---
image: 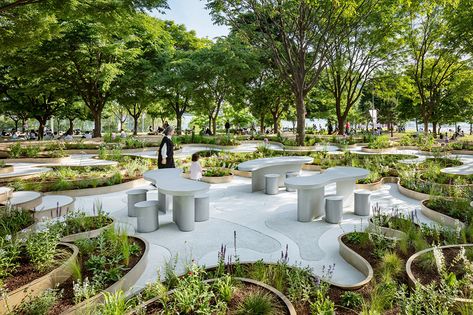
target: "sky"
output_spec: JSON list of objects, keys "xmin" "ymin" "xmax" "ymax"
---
[{"xmin": 151, "ymin": 0, "xmax": 230, "ymax": 40}]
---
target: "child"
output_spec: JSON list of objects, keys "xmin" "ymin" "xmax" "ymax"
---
[{"xmin": 190, "ymin": 153, "xmax": 203, "ymax": 180}]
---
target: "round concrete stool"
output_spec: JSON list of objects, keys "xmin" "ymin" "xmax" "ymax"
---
[
  {"xmin": 195, "ymin": 194, "xmax": 210, "ymax": 222},
  {"xmin": 325, "ymin": 195, "xmax": 343, "ymax": 224},
  {"xmin": 286, "ymin": 171, "xmax": 299, "ymax": 192},
  {"xmin": 354, "ymin": 190, "xmax": 371, "ymax": 216},
  {"xmin": 265, "ymin": 174, "xmax": 280, "ymax": 195},
  {"xmin": 126, "ymin": 189, "xmax": 148, "ymax": 217},
  {"xmin": 135, "ymin": 200, "xmax": 159, "ymax": 233}
]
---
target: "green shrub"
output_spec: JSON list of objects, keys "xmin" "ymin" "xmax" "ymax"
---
[
  {"xmin": 13, "ymin": 289, "xmax": 60, "ymax": 315},
  {"xmin": 25, "ymin": 229, "xmax": 61, "ymax": 272},
  {"xmin": 236, "ymin": 290, "xmax": 276, "ymax": 315},
  {"xmin": 340, "ymin": 291, "xmax": 363, "ymax": 309},
  {"xmin": 367, "ymin": 135, "xmax": 391, "ymax": 149}
]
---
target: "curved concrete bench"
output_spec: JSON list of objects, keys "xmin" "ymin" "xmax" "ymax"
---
[
  {"xmin": 144, "ymin": 168, "xmax": 210, "ymax": 232},
  {"xmin": 237, "ymin": 156, "xmax": 313, "ymax": 192},
  {"xmin": 285, "ymin": 167, "xmax": 369, "ymax": 222}
]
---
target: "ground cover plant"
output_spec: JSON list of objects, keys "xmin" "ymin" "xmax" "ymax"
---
[
  {"xmin": 0, "ymin": 205, "xmax": 34, "ymax": 238},
  {"xmin": 7, "ymin": 154, "xmax": 154, "ymax": 192},
  {"xmin": 0, "ymin": 228, "xmax": 71, "ymax": 306},
  {"xmin": 341, "ymin": 205, "xmax": 473, "ymax": 314},
  {"xmin": 425, "ymin": 197, "xmax": 473, "ymax": 224},
  {"xmin": 6, "ymin": 142, "xmax": 69, "ymax": 159},
  {"xmin": 23, "ymin": 227, "xmax": 145, "ymax": 315}
]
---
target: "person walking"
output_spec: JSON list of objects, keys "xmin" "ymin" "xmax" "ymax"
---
[{"xmin": 158, "ymin": 126, "xmax": 175, "ymax": 169}]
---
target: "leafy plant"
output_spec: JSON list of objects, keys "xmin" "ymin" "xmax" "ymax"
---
[
  {"xmin": 236, "ymin": 290, "xmax": 277, "ymax": 315},
  {"xmin": 25, "ymin": 229, "xmax": 61, "ymax": 272},
  {"xmin": 340, "ymin": 291, "xmax": 363, "ymax": 309},
  {"xmin": 13, "ymin": 289, "xmax": 61, "ymax": 315}
]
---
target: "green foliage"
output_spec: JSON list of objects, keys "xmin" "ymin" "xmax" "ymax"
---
[
  {"xmin": 236, "ymin": 290, "xmax": 277, "ymax": 315},
  {"xmin": 367, "ymin": 135, "xmax": 392, "ymax": 149},
  {"xmin": 0, "ymin": 205, "xmax": 35, "ymax": 238},
  {"xmin": 13, "ymin": 289, "xmax": 61, "ymax": 315},
  {"xmin": 340, "ymin": 291, "xmax": 363, "ymax": 309},
  {"xmin": 25, "ymin": 229, "xmax": 61, "ymax": 272}
]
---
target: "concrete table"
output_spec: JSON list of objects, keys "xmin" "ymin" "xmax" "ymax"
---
[
  {"xmin": 285, "ymin": 167, "xmax": 369, "ymax": 222},
  {"xmin": 237, "ymin": 156, "xmax": 313, "ymax": 192},
  {"xmin": 144, "ymin": 168, "xmax": 210, "ymax": 232}
]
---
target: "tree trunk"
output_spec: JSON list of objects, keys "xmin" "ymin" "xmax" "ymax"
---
[
  {"xmin": 13, "ymin": 119, "xmax": 18, "ymax": 131},
  {"xmin": 415, "ymin": 118, "xmax": 418, "ymax": 132},
  {"xmin": 67, "ymin": 119, "xmax": 74, "ymax": 135},
  {"xmin": 432, "ymin": 122, "xmax": 437, "ymax": 137},
  {"xmin": 93, "ymin": 111, "xmax": 102, "ymax": 138},
  {"xmin": 272, "ymin": 112, "xmax": 279, "ymax": 134},
  {"xmin": 21, "ymin": 118, "xmax": 26, "ymax": 132},
  {"xmin": 260, "ymin": 114, "xmax": 265, "ymax": 134},
  {"xmin": 337, "ymin": 115, "xmax": 345, "ymax": 136},
  {"xmin": 423, "ymin": 118, "xmax": 429, "ymax": 135},
  {"xmin": 133, "ymin": 116, "xmax": 139, "ymax": 136},
  {"xmin": 212, "ymin": 117, "xmax": 217, "ymax": 136},
  {"xmin": 37, "ymin": 122, "xmax": 45, "ymax": 141},
  {"xmin": 295, "ymin": 91, "xmax": 306, "ymax": 145},
  {"xmin": 176, "ymin": 113, "xmax": 183, "ymax": 135}
]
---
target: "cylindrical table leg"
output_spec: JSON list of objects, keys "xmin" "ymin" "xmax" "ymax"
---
[
  {"xmin": 297, "ymin": 187, "xmax": 324, "ymax": 222},
  {"xmin": 336, "ymin": 179, "xmax": 356, "ymax": 205},
  {"xmin": 173, "ymin": 195, "xmax": 195, "ymax": 232},
  {"xmin": 158, "ymin": 190, "xmax": 170, "ymax": 213}
]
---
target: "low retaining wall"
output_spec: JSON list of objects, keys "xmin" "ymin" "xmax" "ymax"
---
[
  {"xmin": 44, "ymin": 178, "xmax": 149, "ymax": 197},
  {"xmin": 336, "ymin": 233, "xmax": 373, "ymax": 290},
  {"xmin": 61, "ymin": 236, "xmax": 149, "ymax": 315},
  {"xmin": 406, "ymin": 244, "xmax": 473, "ymax": 304},
  {"xmin": 420, "ymin": 200, "xmax": 465, "ymax": 229},
  {"xmin": 0, "ymin": 243, "xmax": 79, "ymax": 313}
]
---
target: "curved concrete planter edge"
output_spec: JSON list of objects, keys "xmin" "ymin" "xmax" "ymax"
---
[
  {"xmin": 420, "ymin": 200, "xmax": 465, "ymax": 229},
  {"xmin": 127, "ymin": 277, "xmax": 296, "ymax": 315},
  {"xmin": 60, "ymin": 236, "xmax": 149, "ymax": 315},
  {"xmin": 406, "ymin": 244, "xmax": 473, "ymax": 304},
  {"xmin": 337, "ymin": 233, "xmax": 373, "ymax": 290},
  {"xmin": 0, "ymin": 242, "xmax": 79, "ymax": 313},
  {"xmin": 59, "ymin": 218, "xmax": 116, "ymax": 243}
]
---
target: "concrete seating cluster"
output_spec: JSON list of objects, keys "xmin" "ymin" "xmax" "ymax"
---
[
  {"xmin": 140, "ymin": 168, "xmax": 210, "ymax": 232},
  {"xmin": 237, "ymin": 156, "xmax": 313, "ymax": 192},
  {"xmin": 284, "ymin": 167, "xmax": 370, "ymax": 222}
]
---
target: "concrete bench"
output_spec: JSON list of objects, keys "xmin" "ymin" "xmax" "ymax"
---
[
  {"xmin": 285, "ymin": 167, "xmax": 369, "ymax": 222},
  {"xmin": 144, "ymin": 168, "xmax": 210, "ymax": 232},
  {"xmin": 237, "ymin": 156, "xmax": 313, "ymax": 192}
]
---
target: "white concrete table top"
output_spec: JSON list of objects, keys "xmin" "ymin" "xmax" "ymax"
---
[
  {"xmin": 144, "ymin": 168, "xmax": 209, "ymax": 196},
  {"xmin": 238, "ymin": 156, "xmax": 313, "ymax": 172},
  {"xmin": 285, "ymin": 167, "xmax": 370, "ymax": 190},
  {"xmin": 238, "ymin": 156, "xmax": 313, "ymax": 192},
  {"xmin": 285, "ymin": 167, "xmax": 369, "ymax": 222},
  {"xmin": 143, "ymin": 168, "xmax": 210, "ymax": 232}
]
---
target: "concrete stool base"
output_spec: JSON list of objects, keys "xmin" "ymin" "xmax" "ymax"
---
[
  {"xmin": 135, "ymin": 200, "xmax": 159, "ymax": 233},
  {"xmin": 265, "ymin": 174, "xmax": 280, "ymax": 195},
  {"xmin": 325, "ymin": 195, "xmax": 343, "ymax": 224},
  {"xmin": 354, "ymin": 190, "xmax": 371, "ymax": 216},
  {"xmin": 195, "ymin": 194, "xmax": 210, "ymax": 222},
  {"xmin": 126, "ymin": 189, "xmax": 148, "ymax": 217}
]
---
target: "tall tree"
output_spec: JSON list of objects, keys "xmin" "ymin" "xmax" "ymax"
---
[
  {"xmin": 207, "ymin": 0, "xmax": 353, "ymax": 145},
  {"xmin": 192, "ymin": 37, "xmax": 259, "ymax": 135},
  {"xmin": 323, "ymin": 0, "xmax": 403, "ymax": 135},
  {"xmin": 405, "ymin": 1, "xmax": 466, "ymax": 135},
  {"xmin": 154, "ymin": 21, "xmax": 206, "ymax": 134}
]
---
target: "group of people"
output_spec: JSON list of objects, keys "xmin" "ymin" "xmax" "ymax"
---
[{"xmin": 157, "ymin": 125, "xmax": 203, "ymax": 181}]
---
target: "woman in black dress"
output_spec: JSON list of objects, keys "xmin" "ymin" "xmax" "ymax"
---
[{"xmin": 158, "ymin": 126, "xmax": 175, "ymax": 169}]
